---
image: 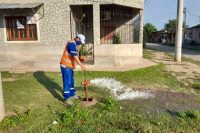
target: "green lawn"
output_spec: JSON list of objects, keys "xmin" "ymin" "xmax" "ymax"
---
[{"xmin": 1, "ymin": 64, "xmax": 200, "ymax": 133}]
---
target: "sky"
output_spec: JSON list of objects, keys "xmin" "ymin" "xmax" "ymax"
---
[{"xmin": 144, "ymin": 0, "xmax": 200, "ymax": 30}]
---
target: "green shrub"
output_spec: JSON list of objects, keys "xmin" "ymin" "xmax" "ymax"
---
[
  {"xmin": 192, "ymin": 83, "xmax": 200, "ymax": 90},
  {"xmin": 113, "ymin": 34, "xmax": 121, "ymax": 44},
  {"xmin": 60, "ymin": 104, "xmax": 90, "ymax": 126},
  {"xmin": 98, "ymin": 97, "xmax": 118, "ymax": 111},
  {"xmin": 0, "ymin": 109, "xmax": 32, "ymax": 130},
  {"xmin": 79, "ymin": 45, "xmax": 88, "ymax": 56},
  {"xmin": 177, "ymin": 110, "xmax": 200, "ymax": 120}
]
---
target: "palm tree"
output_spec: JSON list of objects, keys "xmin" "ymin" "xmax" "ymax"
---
[{"xmin": 0, "ymin": 72, "xmax": 5, "ymax": 121}]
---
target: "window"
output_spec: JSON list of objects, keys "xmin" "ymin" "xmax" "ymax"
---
[
  {"xmin": 5, "ymin": 16, "xmax": 37, "ymax": 41},
  {"xmin": 100, "ymin": 5, "xmax": 138, "ymax": 44}
]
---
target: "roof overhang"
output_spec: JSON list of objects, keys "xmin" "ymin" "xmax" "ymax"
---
[
  {"xmin": 0, "ymin": 3, "xmax": 44, "ymax": 21},
  {"xmin": 0, "ymin": 3, "xmax": 43, "ymax": 10}
]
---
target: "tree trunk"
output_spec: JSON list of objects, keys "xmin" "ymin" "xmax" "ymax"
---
[{"xmin": 0, "ymin": 72, "xmax": 5, "ymax": 121}]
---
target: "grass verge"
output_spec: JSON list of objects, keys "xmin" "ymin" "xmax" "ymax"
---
[{"xmin": 0, "ymin": 64, "xmax": 199, "ymax": 132}]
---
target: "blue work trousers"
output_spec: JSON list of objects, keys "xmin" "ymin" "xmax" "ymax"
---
[{"xmin": 60, "ymin": 66, "xmax": 75, "ymax": 100}]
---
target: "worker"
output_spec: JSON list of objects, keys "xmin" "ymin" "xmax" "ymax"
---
[{"xmin": 60, "ymin": 34, "xmax": 86, "ymax": 105}]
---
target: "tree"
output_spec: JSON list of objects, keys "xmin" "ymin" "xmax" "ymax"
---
[
  {"xmin": 164, "ymin": 19, "xmax": 188, "ymax": 31},
  {"xmin": 195, "ymin": 24, "xmax": 200, "ymax": 28},
  {"xmin": 143, "ymin": 23, "xmax": 157, "ymax": 42},
  {"xmin": 164, "ymin": 19, "xmax": 177, "ymax": 31}
]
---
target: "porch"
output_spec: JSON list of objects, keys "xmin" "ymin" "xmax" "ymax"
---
[{"xmin": 70, "ymin": 4, "xmax": 143, "ymax": 67}]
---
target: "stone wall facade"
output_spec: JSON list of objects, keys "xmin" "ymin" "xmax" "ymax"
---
[{"xmin": 0, "ymin": 0, "xmax": 144, "ymax": 71}]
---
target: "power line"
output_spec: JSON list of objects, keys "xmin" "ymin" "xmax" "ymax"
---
[
  {"xmin": 185, "ymin": 8, "xmax": 200, "ymax": 24},
  {"xmin": 186, "ymin": 8, "xmax": 199, "ymax": 17}
]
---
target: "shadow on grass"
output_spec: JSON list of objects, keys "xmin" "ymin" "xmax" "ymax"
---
[
  {"xmin": 166, "ymin": 109, "xmax": 179, "ymax": 117},
  {"xmin": 33, "ymin": 71, "xmax": 63, "ymax": 101}
]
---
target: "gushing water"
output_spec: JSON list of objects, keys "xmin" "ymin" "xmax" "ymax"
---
[{"xmin": 90, "ymin": 78, "xmax": 153, "ymax": 100}]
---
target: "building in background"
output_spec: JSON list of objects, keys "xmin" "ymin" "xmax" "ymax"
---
[
  {"xmin": 185, "ymin": 25, "xmax": 200, "ymax": 45},
  {"xmin": 149, "ymin": 30, "xmax": 176, "ymax": 44},
  {"xmin": 0, "ymin": 0, "xmax": 144, "ymax": 71}
]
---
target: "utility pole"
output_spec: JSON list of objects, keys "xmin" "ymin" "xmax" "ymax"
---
[
  {"xmin": 175, "ymin": 0, "xmax": 184, "ymax": 62},
  {"xmin": 183, "ymin": 7, "xmax": 186, "ymax": 40},
  {"xmin": 0, "ymin": 72, "xmax": 5, "ymax": 121},
  {"xmin": 184, "ymin": 7, "xmax": 186, "ymax": 27}
]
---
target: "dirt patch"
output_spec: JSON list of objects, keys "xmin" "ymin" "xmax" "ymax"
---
[
  {"xmin": 80, "ymin": 98, "xmax": 98, "ymax": 107},
  {"xmin": 6, "ymin": 112, "xmax": 17, "ymax": 117},
  {"xmin": 9, "ymin": 125, "xmax": 25, "ymax": 133},
  {"xmin": 149, "ymin": 51, "xmax": 200, "ymax": 86},
  {"xmin": 132, "ymin": 90, "xmax": 200, "ymax": 112},
  {"xmin": 139, "ymin": 49, "xmax": 200, "ymax": 112},
  {"xmin": 167, "ymin": 62, "xmax": 200, "ymax": 78}
]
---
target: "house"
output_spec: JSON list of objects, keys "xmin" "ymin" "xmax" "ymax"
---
[
  {"xmin": 149, "ymin": 30, "xmax": 176, "ymax": 44},
  {"xmin": 0, "ymin": 0, "xmax": 144, "ymax": 71},
  {"xmin": 185, "ymin": 25, "xmax": 200, "ymax": 44}
]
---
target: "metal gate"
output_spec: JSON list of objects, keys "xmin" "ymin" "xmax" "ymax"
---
[{"xmin": 70, "ymin": 5, "xmax": 94, "ymax": 64}]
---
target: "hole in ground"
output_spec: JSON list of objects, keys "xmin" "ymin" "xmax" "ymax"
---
[{"xmin": 82, "ymin": 97, "xmax": 93, "ymax": 102}]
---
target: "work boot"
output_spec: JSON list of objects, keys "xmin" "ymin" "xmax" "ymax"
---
[
  {"xmin": 64, "ymin": 99, "xmax": 73, "ymax": 106},
  {"xmin": 70, "ymin": 95, "xmax": 79, "ymax": 100}
]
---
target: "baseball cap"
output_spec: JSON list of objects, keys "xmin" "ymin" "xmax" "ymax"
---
[{"xmin": 76, "ymin": 34, "xmax": 85, "ymax": 44}]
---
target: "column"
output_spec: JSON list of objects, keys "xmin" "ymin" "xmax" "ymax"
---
[
  {"xmin": 139, "ymin": 9, "xmax": 144, "ymax": 44},
  {"xmin": 93, "ymin": 4, "xmax": 100, "ymax": 44}
]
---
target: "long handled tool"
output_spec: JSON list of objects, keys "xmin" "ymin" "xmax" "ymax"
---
[
  {"xmin": 80, "ymin": 71, "xmax": 97, "ymax": 107},
  {"xmin": 81, "ymin": 71, "xmax": 90, "ymax": 101}
]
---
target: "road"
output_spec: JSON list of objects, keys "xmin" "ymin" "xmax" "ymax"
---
[{"xmin": 146, "ymin": 43, "xmax": 200, "ymax": 61}]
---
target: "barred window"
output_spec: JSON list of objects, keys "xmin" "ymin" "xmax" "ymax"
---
[{"xmin": 5, "ymin": 16, "xmax": 37, "ymax": 41}]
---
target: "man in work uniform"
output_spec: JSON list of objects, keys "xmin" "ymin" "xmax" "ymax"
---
[{"xmin": 60, "ymin": 34, "xmax": 86, "ymax": 105}]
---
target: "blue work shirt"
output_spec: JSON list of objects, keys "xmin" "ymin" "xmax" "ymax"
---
[{"xmin": 67, "ymin": 42, "xmax": 78, "ymax": 57}]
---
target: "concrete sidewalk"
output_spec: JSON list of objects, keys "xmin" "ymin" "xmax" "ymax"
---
[
  {"xmin": 80, "ymin": 58, "xmax": 157, "ymax": 72},
  {"xmin": 146, "ymin": 43, "xmax": 200, "ymax": 61},
  {"xmin": 1, "ymin": 58, "xmax": 156, "ymax": 73}
]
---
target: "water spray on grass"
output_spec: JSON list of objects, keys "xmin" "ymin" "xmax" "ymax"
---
[{"xmin": 90, "ymin": 78, "xmax": 153, "ymax": 100}]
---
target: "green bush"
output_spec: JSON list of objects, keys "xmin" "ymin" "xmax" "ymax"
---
[
  {"xmin": 60, "ymin": 104, "xmax": 90, "ymax": 126},
  {"xmin": 98, "ymin": 97, "xmax": 118, "ymax": 111},
  {"xmin": 113, "ymin": 34, "xmax": 121, "ymax": 44},
  {"xmin": 79, "ymin": 45, "xmax": 88, "ymax": 56},
  {"xmin": 192, "ymin": 82, "xmax": 200, "ymax": 90},
  {"xmin": 177, "ymin": 110, "xmax": 200, "ymax": 120},
  {"xmin": 0, "ymin": 109, "xmax": 32, "ymax": 130}
]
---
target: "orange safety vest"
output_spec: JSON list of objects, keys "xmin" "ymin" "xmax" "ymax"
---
[{"xmin": 60, "ymin": 42, "xmax": 76, "ymax": 69}]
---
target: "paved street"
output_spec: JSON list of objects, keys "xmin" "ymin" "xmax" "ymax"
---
[{"xmin": 146, "ymin": 43, "xmax": 200, "ymax": 61}]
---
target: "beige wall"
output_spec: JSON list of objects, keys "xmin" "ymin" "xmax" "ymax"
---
[
  {"xmin": 0, "ymin": 45, "xmax": 64, "ymax": 71},
  {"xmin": 0, "ymin": 0, "xmax": 144, "ymax": 71},
  {"xmin": 0, "ymin": 44, "xmax": 143, "ymax": 71},
  {"xmin": 94, "ymin": 44, "xmax": 142, "ymax": 67}
]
